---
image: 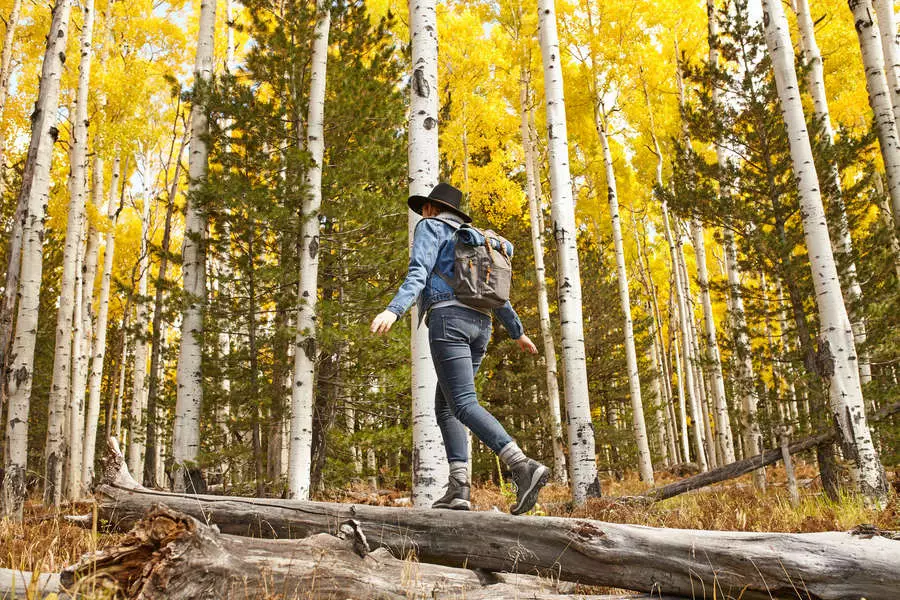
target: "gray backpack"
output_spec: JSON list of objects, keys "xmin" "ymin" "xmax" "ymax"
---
[{"xmin": 434, "ymin": 218, "xmax": 513, "ymax": 309}]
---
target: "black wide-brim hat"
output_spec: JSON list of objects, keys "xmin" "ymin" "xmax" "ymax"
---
[{"xmin": 408, "ymin": 182, "xmax": 472, "ymax": 223}]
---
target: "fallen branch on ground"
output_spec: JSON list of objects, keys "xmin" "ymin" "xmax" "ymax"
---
[
  {"xmin": 94, "ymin": 438, "xmax": 900, "ymax": 600},
  {"xmin": 640, "ymin": 401, "xmax": 900, "ymax": 503}
]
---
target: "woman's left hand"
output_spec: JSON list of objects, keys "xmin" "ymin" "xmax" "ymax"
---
[{"xmin": 515, "ymin": 334, "xmax": 538, "ymax": 354}]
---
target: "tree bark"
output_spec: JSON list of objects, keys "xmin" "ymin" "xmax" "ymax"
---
[
  {"xmin": 60, "ymin": 504, "xmax": 677, "ymax": 600},
  {"xmin": 1, "ymin": 0, "xmax": 73, "ymax": 521},
  {"xmin": 407, "ymin": 0, "xmax": 447, "ymax": 506},
  {"xmin": 521, "ymin": 80, "xmax": 567, "ymax": 484},
  {"xmin": 0, "ymin": 0, "xmax": 23, "ymax": 188},
  {"xmin": 144, "ymin": 118, "xmax": 188, "ymax": 488},
  {"xmin": 94, "ymin": 440, "xmax": 900, "ymax": 600},
  {"xmin": 289, "ymin": 0, "xmax": 330, "ymax": 500},
  {"xmin": 848, "ymin": 0, "xmax": 900, "ymax": 228},
  {"xmin": 538, "ymin": 0, "xmax": 600, "ymax": 503},
  {"xmin": 873, "ymin": 0, "xmax": 900, "ymax": 128},
  {"xmin": 45, "ymin": 0, "xmax": 95, "ymax": 507},
  {"xmin": 764, "ymin": 0, "xmax": 889, "ymax": 504},
  {"xmin": 85, "ymin": 156, "xmax": 121, "ymax": 488},
  {"xmin": 0, "ymin": 0, "xmax": 25, "ymax": 401},
  {"xmin": 793, "ymin": 0, "xmax": 872, "ymax": 386},
  {"xmin": 597, "ymin": 116, "xmax": 654, "ymax": 484},
  {"xmin": 173, "ymin": 0, "xmax": 216, "ymax": 491},
  {"xmin": 129, "ymin": 192, "xmax": 152, "ymax": 478},
  {"xmin": 69, "ymin": 155, "xmax": 102, "ymax": 499}
]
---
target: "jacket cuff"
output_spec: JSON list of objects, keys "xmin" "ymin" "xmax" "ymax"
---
[{"xmin": 386, "ymin": 305, "xmax": 406, "ymax": 318}]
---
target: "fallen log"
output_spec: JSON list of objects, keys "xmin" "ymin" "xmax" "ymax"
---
[
  {"xmin": 95, "ymin": 439, "xmax": 900, "ymax": 600},
  {"xmin": 0, "ymin": 569, "xmax": 65, "ymax": 599},
  {"xmin": 642, "ymin": 401, "xmax": 900, "ymax": 503},
  {"xmin": 61, "ymin": 505, "xmax": 672, "ymax": 600}
]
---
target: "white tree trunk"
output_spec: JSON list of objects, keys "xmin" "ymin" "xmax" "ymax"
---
[
  {"xmin": 520, "ymin": 83, "xmax": 567, "ymax": 484},
  {"xmin": 69, "ymin": 160, "xmax": 101, "ymax": 499},
  {"xmin": 873, "ymin": 0, "xmax": 900, "ymax": 127},
  {"xmin": 0, "ymin": 0, "xmax": 23, "ymax": 348},
  {"xmin": 289, "ymin": 0, "xmax": 330, "ymax": 500},
  {"xmin": 663, "ymin": 210, "xmax": 707, "ymax": 472},
  {"xmin": 849, "ymin": 0, "xmax": 900, "ymax": 228},
  {"xmin": 762, "ymin": 0, "xmax": 889, "ymax": 504},
  {"xmin": 793, "ymin": 0, "xmax": 871, "ymax": 386},
  {"xmin": 173, "ymin": 0, "xmax": 216, "ymax": 490},
  {"xmin": 45, "ymin": 0, "xmax": 95, "ymax": 507},
  {"xmin": 722, "ymin": 229, "xmax": 765, "ymax": 488},
  {"xmin": 538, "ymin": 0, "xmax": 599, "ymax": 503},
  {"xmin": 407, "ymin": 0, "xmax": 447, "ymax": 506},
  {"xmin": 2, "ymin": 0, "xmax": 68, "ymax": 489},
  {"xmin": 692, "ymin": 222, "xmax": 735, "ymax": 463},
  {"xmin": 83, "ymin": 156, "xmax": 120, "ymax": 490},
  {"xmin": 0, "ymin": 0, "xmax": 22, "ymax": 186},
  {"xmin": 597, "ymin": 119, "xmax": 654, "ymax": 484},
  {"xmin": 129, "ymin": 194, "xmax": 152, "ymax": 477},
  {"xmin": 67, "ymin": 232, "xmax": 87, "ymax": 499}
]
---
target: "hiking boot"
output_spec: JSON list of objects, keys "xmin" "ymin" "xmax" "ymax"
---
[
  {"xmin": 509, "ymin": 459, "xmax": 549, "ymax": 515},
  {"xmin": 431, "ymin": 476, "xmax": 471, "ymax": 510}
]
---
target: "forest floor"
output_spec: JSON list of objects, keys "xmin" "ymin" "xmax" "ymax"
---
[{"xmin": 1, "ymin": 461, "xmax": 897, "ymax": 597}]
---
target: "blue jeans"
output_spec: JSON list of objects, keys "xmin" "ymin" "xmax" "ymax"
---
[{"xmin": 428, "ymin": 305, "xmax": 513, "ymax": 463}]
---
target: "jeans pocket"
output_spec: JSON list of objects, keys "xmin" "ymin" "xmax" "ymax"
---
[{"xmin": 441, "ymin": 313, "xmax": 471, "ymax": 342}]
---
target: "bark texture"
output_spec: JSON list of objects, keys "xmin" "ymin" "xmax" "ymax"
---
[
  {"xmin": 764, "ymin": 0, "xmax": 889, "ymax": 504},
  {"xmin": 521, "ymin": 83, "xmax": 567, "ymax": 483},
  {"xmin": 289, "ymin": 0, "xmax": 330, "ymax": 500},
  {"xmin": 2, "ymin": 0, "xmax": 73, "ymax": 520},
  {"xmin": 173, "ymin": 0, "xmax": 216, "ymax": 491},
  {"xmin": 597, "ymin": 118, "xmax": 653, "ymax": 484},
  {"xmin": 538, "ymin": 0, "xmax": 599, "ymax": 503},
  {"xmin": 849, "ymin": 0, "xmax": 900, "ymax": 228},
  {"xmin": 407, "ymin": 0, "xmax": 446, "ymax": 506}
]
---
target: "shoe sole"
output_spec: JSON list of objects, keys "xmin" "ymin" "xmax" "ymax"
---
[
  {"xmin": 511, "ymin": 465, "xmax": 549, "ymax": 515},
  {"xmin": 432, "ymin": 498, "xmax": 471, "ymax": 510}
]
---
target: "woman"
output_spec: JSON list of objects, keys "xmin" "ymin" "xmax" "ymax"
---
[{"xmin": 370, "ymin": 183, "xmax": 549, "ymax": 514}]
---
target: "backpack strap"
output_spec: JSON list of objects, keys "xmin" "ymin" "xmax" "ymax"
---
[{"xmin": 429, "ymin": 217, "xmax": 462, "ymax": 287}]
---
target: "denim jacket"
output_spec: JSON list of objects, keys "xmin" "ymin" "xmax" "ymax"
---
[{"xmin": 386, "ymin": 213, "xmax": 524, "ymax": 339}]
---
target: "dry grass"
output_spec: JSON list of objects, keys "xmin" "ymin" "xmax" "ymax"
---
[
  {"xmin": 0, "ymin": 501, "xmax": 123, "ymax": 572},
  {"xmin": 470, "ymin": 461, "xmax": 899, "ymax": 532}
]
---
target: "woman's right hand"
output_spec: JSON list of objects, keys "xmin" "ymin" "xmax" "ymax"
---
[{"xmin": 370, "ymin": 310, "xmax": 398, "ymax": 335}]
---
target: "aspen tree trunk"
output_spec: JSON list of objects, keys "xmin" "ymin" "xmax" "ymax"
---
[
  {"xmin": 69, "ymin": 161, "xmax": 102, "ymax": 498},
  {"xmin": 848, "ymin": 0, "xmax": 900, "ymax": 227},
  {"xmin": 692, "ymin": 222, "xmax": 735, "ymax": 462},
  {"xmin": 684, "ymin": 17, "xmax": 736, "ymax": 457},
  {"xmin": 0, "ymin": 0, "xmax": 24, "ymax": 369},
  {"xmin": 873, "ymin": 0, "xmax": 900, "ymax": 127},
  {"xmin": 704, "ymin": 0, "xmax": 764, "ymax": 486},
  {"xmin": 793, "ymin": 0, "xmax": 871, "ymax": 386},
  {"xmin": 407, "ymin": 0, "xmax": 447, "ymax": 506},
  {"xmin": 538, "ymin": 0, "xmax": 600, "ymax": 502},
  {"xmin": 173, "ymin": 0, "xmax": 216, "ymax": 491},
  {"xmin": 665, "ymin": 211, "xmax": 706, "ymax": 471},
  {"xmin": 596, "ymin": 118, "xmax": 654, "ymax": 484},
  {"xmin": 45, "ymin": 0, "xmax": 95, "ymax": 507},
  {"xmin": 723, "ymin": 230, "xmax": 765, "ymax": 488},
  {"xmin": 68, "ymin": 233, "xmax": 87, "ymax": 499},
  {"xmin": 520, "ymin": 82, "xmax": 567, "ymax": 484},
  {"xmin": 666, "ymin": 287, "xmax": 691, "ymax": 464},
  {"xmin": 145, "ymin": 116, "xmax": 189, "ymax": 488},
  {"xmin": 0, "ymin": 0, "xmax": 22, "ymax": 189},
  {"xmin": 129, "ymin": 195, "xmax": 152, "ymax": 478},
  {"xmin": 83, "ymin": 157, "xmax": 120, "ymax": 490},
  {"xmin": 115, "ymin": 322, "xmax": 128, "ymax": 440},
  {"xmin": 763, "ymin": 0, "xmax": 889, "ymax": 504},
  {"xmin": 288, "ymin": 0, "xmax": 329, "ymax": 500},
  {"xmin": 675, "ymin": 237, "xmax": 711, "ymax": 470}
]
